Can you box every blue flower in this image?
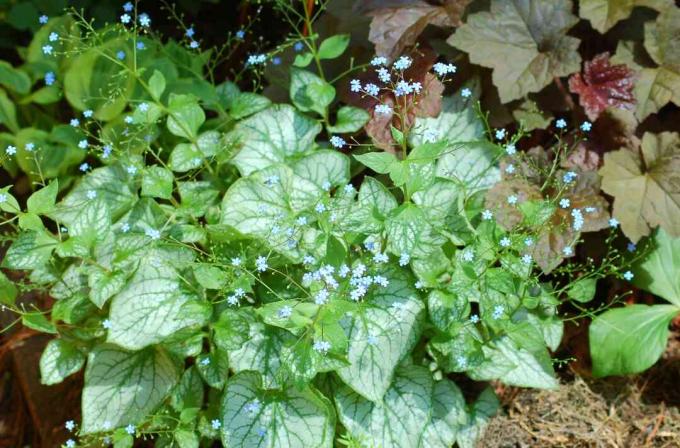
[492,305,504,320]
[65,420,75,431]
[495,128,506,140]
[39,15,48,24]
[555,118,567,129]
[433,62,456,77]
[461,87,472,98]
[120,13,131,24]
[330,136,346,148]
[563,246,573,256]
[399,252,410,266]
[186,27,195,37]
[580,121,592,132]
[481,209,493,220]
[272,56,282,65]
[375,104,392,115]
[623,270,634,281]
[116,50,126,60]
[102,319,112,329]
[138,13,151,27]
[255,256,268,272]
[521,254,532,265]
[559,198,570,208]
[627,242,636,252]
[44,71,55,85]
[42,45,53,55]
[48,32,59,42]
[78,140,88,149]
[125,424,135,435]
[211,419,221,430]
[83,109,93,118]
[294,41,304,51]
[563,171,577,183]
[507,194,518,205]
[70,118,80,127]
[608,217,619,228]
[505,144,516,155]
[189,40,199,49]
[123,2,133,12]
[236,30,246,40]
[136,41,146,50]
[393,56,412,70]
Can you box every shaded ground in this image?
[480,330,680,448]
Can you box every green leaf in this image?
[22,312,56,333]
[469,336,558,389]
[456,388,500,448]
[290,68,335,116]
[175,430,199,448]
[141,166,174,199]
[170,367,204,411]
[64,38,134,120]
[228,320,295,387]
[327,106,370,133]
[81,345,180,434]
[293,150,350,189]
[293,52,314,67]
[448,0,581,102]
[436,141,501,193]
[221,371,335,447]
[336,364,465,448]
[0,89,19,132]
[566,277,597,303]
[0,61,30,94]
[167,94,206,140]
[634,228,680,306]
[27,181,58,215]
[148,70,166,101]
[354,152,399,174]
[196,350,229,389]
[0,186,21,213]
[590,304,679,377]
[2,230,56,270]
[229,92,271,120]
[385,204,445,258]
[220,165,324,258]
[193,265,228,290]
[337,268,424,401]
[39,339,86,385]
[318,34,350,59]
[0,271,17,306]
[229,104,322,176]
[107,248,209,350]
[88,268,128,308]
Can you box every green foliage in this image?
[1,2,678,447]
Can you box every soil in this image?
[479,330,680,448]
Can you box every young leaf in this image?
[0,271,17,306]
[290,68,336,116]
[148,70,166,101]
[327,106,370,133]
[448,0,581,102]
[221,371,335,447]
[293,52,314,67]
[39,339,86,385]
[27,180,58,215]
[566,277,597,303]
[353,152,399,174]
[317,34,350,60]
[167,94,205,140]
[568,52,635,121]
[590,304,679,377]
[81,345,180,434]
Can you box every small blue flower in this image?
[627,242,636,252]
[492,305,504,320]
[555,118,567,129]
[102,319,112,329]
[236,30,246,40]
[272,56,282,65]
[461,87,472,98]
[211,419,221,430]
[469,314,480,324]
[78,140,88,149]
[330,136,346,148]
[48,32,59,42]
[294,41,304,51]
[507,194,518,205]
[609,218,619,228]
[189,40,199,49]
[138,13,151,27]
[136,41,146,50]
[393,55,412,70]
[83,109,93,118]
[495,128,506,140]
[563,171,577,183]
[580,121,592,132]
[123,2,133,12]
[186,27,195,37]
[42,45,53,55]
[375,104,392,115]
[116,50,126,60]
[39,15,48,24]
[70,118,80,127]
[44,71,55,85]
[482,209,493,220]
[521,254,532,265]
[623,270,634,281]
[125,424,135,435]
[65,439,75,448]
[563,246,573,256]
[120,13,131,24]
[559,198,570,209]
[505,144,516,155]
[79,163,90,172]
[500,237,511,247]
[399,252,410,266]
[65,420,75,431]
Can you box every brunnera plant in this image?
[0,1,674,448]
